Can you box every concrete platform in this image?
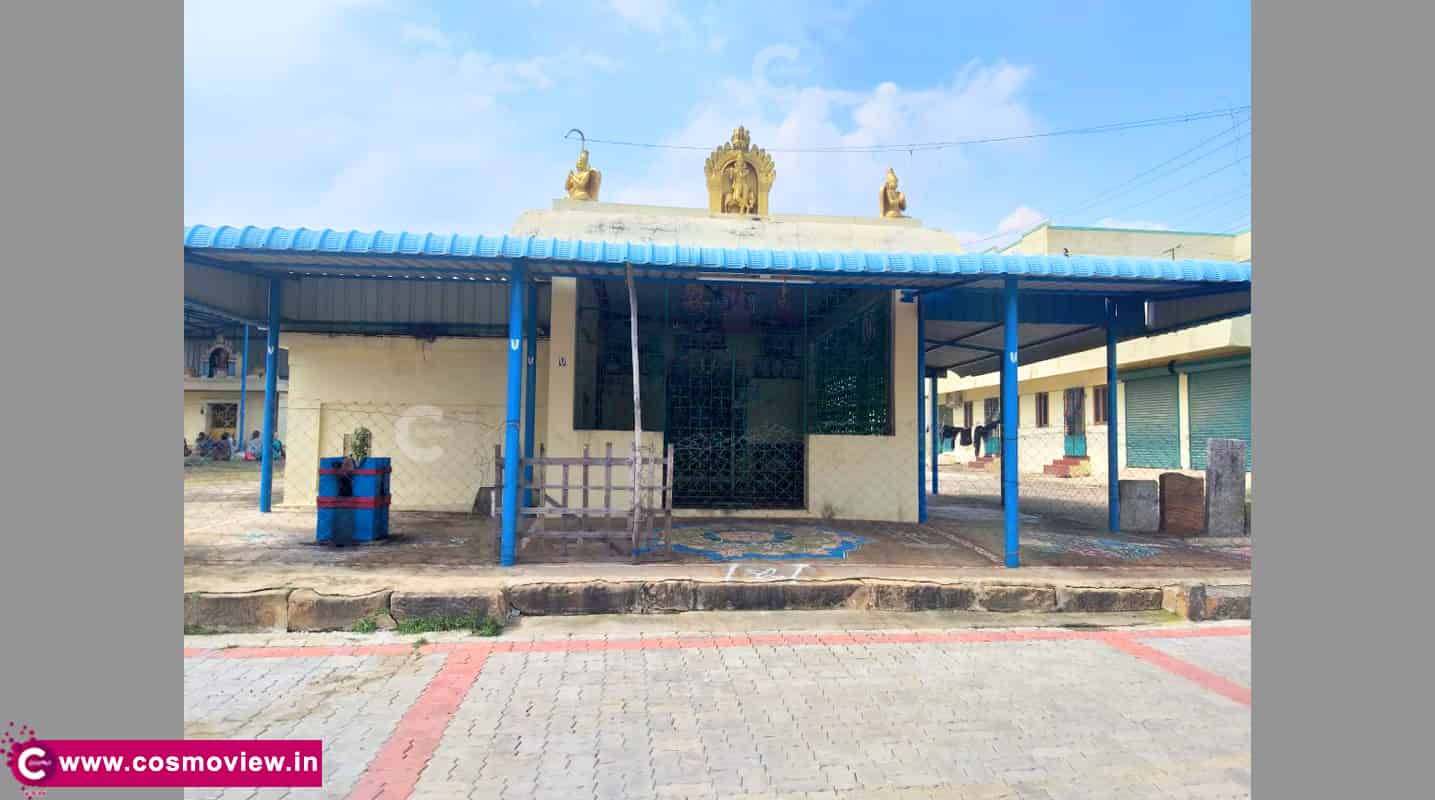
[184,461,1250,632]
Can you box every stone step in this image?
[183,579,1250,632]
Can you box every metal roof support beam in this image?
[184,297,267,330]
[259,279,282,513]
[1002,278,1020,568]
[1106,302,1121,534]
[923,321,1005,353]
[523,278,538,509]
[930,373,940,497]
[238,325,249,458]
[943,324,1104,374]
[500,263,526,567]
[917,296,928,524]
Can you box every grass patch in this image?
[350,616,380,634]
[394,613,505,637]
[474,616,504,637]
[183,624,223,635]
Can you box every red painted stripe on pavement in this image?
[345,650,488,800]
[185,625,1251,660]
[1102,634,1251,707]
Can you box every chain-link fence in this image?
[283,400,507,513]
[936,403,1253,533]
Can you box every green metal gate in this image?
[1124,375,1181,469]
[1188,366,1252,470]
[664,284,805,509]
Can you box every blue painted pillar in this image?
[1107,300,1121,533]
[929,373,939,496]
[523,282,538,509]
[1001,278,1020,567]
[238,324,249,453]
[259,279,282,513]
[500,264,526,567]
[916,297,928,524]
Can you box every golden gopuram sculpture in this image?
[704,126,775,215]
[879,167,907,218]
[564,149,601,201]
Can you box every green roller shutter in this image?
[1124,375,1180,469]
[1188,366,1252,470]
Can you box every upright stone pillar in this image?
[1205,438,1248,536]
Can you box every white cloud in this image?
[607,0,688,35]
[1094,217,1171,231]
[608,52,1042,243]
[953,205,1047,251]
[400,22,450,49]
[184,1,621,231]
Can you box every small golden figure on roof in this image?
[565,149,601,201]
[704,126,775,215]
[879,167,907,218]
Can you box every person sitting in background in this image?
[210,433,232,461]
[245,430,263,461]
[194,432,211,456]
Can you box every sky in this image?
[184,0,1251,251]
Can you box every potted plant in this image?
[317,426,390,545]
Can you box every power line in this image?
[959,115,1251,252]
[1219,215,1251,233]
[579,105,1252,154]
[1097,154,1251,220]
[1054,121,1249,220]
[1169,188,1252,223]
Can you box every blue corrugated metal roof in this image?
[183,225,1252,284]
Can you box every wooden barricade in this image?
[493,443,674,563]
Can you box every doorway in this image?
[665,283,805,509]
[1063,387,1087,457]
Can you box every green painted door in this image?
[1188,366,1252,470]
[1063,387,1087,457]
[1124,375,1180,469]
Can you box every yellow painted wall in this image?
[948,370,1122,477]
[806,295,920,522]
[282,335,548,511]
[278,278,919,520]
[183,390,287,445]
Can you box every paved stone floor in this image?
[184,462,1249,573]
[184,616,1251,799]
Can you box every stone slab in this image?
[1203,584,1252,620]
[184,589,290,632]
[692,580,863,611]
[1055,586,1164,613]
[1205,439,1248,536]
[1118,480,1160,533]
[1159,473,1206,535]
[977,584,1058,612]
[287,588,393,632]
[860,581,978,612]
[390,591,507,624]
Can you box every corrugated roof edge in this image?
[183,225,1251,283]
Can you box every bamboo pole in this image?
[625,263,643,553]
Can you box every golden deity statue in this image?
[564,149,601,201]
[879,167,907,218]
[704,126,775,215]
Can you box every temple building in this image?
[183,126,1250,566]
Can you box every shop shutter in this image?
[1188,366,1252,470]
[1124,375,1180,469]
